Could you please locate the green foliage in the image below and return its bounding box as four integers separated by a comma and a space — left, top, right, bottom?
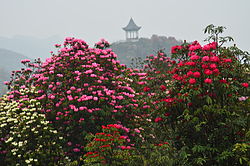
204, 24, 234, 46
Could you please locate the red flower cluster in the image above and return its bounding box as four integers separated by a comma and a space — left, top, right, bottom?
167, 40, 248, 105
154, 117, 163, 123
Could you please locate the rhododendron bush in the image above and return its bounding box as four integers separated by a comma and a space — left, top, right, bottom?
2, 38, 140, 163
83, 124, 134, 165
132, 25, 250, 165
0, 87, 68, 165
0, 25, 249, 165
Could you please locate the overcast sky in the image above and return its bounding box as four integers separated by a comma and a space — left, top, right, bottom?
0, 0, 249, 51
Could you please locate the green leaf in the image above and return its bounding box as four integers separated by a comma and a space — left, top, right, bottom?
206, 96, 212, 105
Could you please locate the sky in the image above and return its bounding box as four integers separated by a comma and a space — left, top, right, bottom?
0, 0, 250, 51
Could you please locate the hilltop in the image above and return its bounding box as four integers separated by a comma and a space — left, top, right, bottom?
111, 34, 182, 66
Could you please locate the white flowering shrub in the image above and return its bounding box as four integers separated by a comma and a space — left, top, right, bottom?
0, 87, 69, 166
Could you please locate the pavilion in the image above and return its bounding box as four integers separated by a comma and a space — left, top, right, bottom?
122, 18, 141, 41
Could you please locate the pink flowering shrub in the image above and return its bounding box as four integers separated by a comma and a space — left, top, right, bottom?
6, 37, 139, 161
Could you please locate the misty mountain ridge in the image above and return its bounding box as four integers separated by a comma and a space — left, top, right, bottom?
0, 48, 31, 95
0, 35, 63, 61
0, 48, 31, 71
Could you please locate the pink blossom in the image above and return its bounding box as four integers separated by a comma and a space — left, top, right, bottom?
79, 107, 85, 111
242, 83, 249, 88
120, 146, 126, 150
21, 59, 30, 63
224, 59, 232, 63
20, 85, 26, 89
204, 69, 213, 75
187, 71, 193, 77
116, 96, 124, 100
193, 72, 201, 78
142, 105, 150, 109
57, 74, 63, 77
74, 71, 81, 75
185, 62, 196, 66
171, 45, 182, 53
73, 148, 80, 152
202, 56, 210, 61
202, 64, 208, 69
54, 44, 61, 47
137, 81, 146, 85
67, 95, 74, 101
239, 96, 248, 101
3, 81, 9, 85
204, 78, 212, 84
70, 86, 76, 91
122, 127, 130, 133
210, 63, 217, 69
210, 56, 219, 62
190, 55, 200, 60
79, 118, 84, 121
87, 109, 93, 113
50, 95, 55, 99
189, 43, 202, 51
134, 128, 140, 133
90, 74, 97, 77
213, 69, 219, 74
189, 78, 196, 84
84, 69, 93, 74
154, 117, 163, 123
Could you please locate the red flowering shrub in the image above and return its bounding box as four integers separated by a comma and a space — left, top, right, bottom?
155, 25, 249, 165
83, 124, 134, 165
127, 25, 249, 165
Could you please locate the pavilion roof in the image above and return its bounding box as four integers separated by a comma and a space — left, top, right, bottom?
123, 18, 141, 31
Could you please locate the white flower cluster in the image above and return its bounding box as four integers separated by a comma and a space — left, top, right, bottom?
0, 87, 67, 165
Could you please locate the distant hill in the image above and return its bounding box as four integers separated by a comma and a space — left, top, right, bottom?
0, 48, 31, 95
111, 34, 183, 66
0, 35, 63, 61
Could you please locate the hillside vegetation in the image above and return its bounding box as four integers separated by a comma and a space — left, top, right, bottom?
111, 35, 182, 66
